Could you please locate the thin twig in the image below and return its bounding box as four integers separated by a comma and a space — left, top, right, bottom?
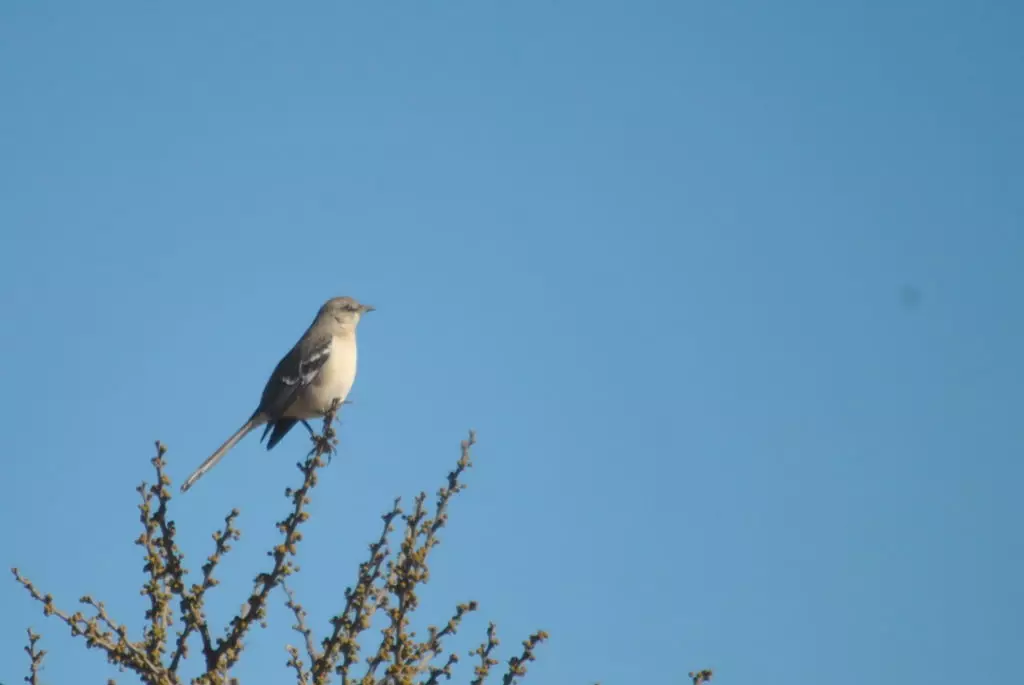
282, 577, 319, 668
380, 432, 477, 683
24, 628, 45, 685
135, 443, 177, 665
469, 622, 500, 685
169, 508, 238, 673
500, 630, 548, 685
689, 669, 714, 685
12, 568, 165, 680
409, 601, 477, 676
12, 427, 554, 685
211, 401, 341, 674
312, 499, 401, 685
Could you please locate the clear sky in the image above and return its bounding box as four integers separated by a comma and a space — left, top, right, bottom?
1, 2, 1021, 684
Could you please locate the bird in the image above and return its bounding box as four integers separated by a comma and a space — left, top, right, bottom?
180, 296, 374, 492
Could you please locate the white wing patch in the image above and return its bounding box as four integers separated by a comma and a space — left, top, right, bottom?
282, 341, 331, 387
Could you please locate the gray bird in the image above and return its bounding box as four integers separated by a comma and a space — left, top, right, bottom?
181, 296, 374, 492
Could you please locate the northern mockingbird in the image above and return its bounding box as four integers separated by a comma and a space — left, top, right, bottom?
181, 296, 374, 492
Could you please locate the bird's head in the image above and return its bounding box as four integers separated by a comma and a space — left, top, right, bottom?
319, 296, 375, 328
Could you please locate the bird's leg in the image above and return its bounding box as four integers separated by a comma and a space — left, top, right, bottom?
301, 420, 315, 436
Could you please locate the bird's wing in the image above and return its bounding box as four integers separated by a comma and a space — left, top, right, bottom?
258, 332, 332, 420
260, 418, 300, 450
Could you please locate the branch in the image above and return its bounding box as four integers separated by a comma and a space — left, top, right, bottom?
11, 568, 165, 682
409, 601, 477, 678
689, 669, 714, 685
421, 652, 459, 685
211, 401, 341, 674
135, 442, 179, 665
12, 426, 556, 685
500, 630, 548, 685
312, 499, 400, 685
375, 492, 429, 680
469, 622, 500, 685
169, 508, 239, 673
376, 432, 476, 683
24, 628, 45, 685
308, 428, 480, 684
282, 577, 318, 684
367, 431, 477, 684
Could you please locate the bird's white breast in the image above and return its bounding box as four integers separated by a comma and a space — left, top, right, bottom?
287, 334, 358, 419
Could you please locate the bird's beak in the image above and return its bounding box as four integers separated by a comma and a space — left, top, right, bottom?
361, 304, 376, 313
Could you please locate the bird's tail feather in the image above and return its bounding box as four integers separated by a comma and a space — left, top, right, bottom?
180, 416, 261, 493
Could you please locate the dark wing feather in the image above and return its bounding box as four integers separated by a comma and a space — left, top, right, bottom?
261, 418, 316, 451
257, 334, 332, 420
261, 418, 299, 450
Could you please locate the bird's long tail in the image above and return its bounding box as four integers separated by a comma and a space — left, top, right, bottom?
180, 416, 262, 493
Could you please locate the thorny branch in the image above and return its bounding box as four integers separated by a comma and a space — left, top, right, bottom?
311, 497, 399, 685
136, 443, 183, 667
168, 507, 239, 673
282, 577, 318, 684
24, 628, 45, 685
690, 669, 714, 685
10, 414, 581, 684
210, 400, 342, 676
11, 567, 163, 680
410, 601, 477, 677
500, 630, 548, 685
469, 623, 501, 685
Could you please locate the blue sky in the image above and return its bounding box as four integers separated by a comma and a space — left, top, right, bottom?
1, 2, 1022, 684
